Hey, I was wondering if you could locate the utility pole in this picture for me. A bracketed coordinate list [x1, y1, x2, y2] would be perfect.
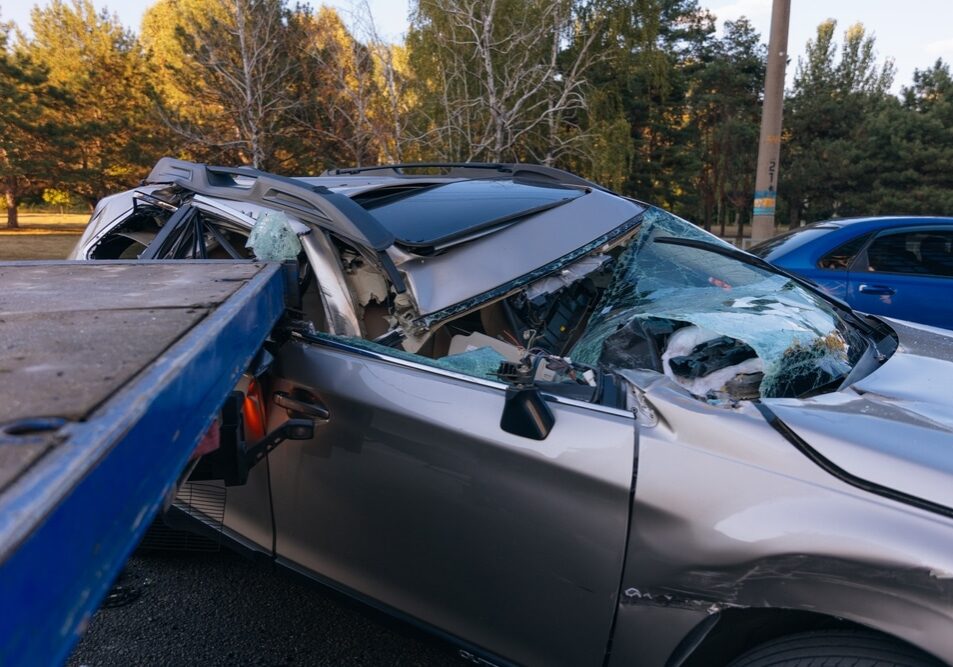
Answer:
[750, 0, 791, 244]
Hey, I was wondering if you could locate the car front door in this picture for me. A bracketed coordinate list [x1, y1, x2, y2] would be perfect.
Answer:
[847, 227, 953, 329]
[794, 231, 875, 300]
[265, 335, 636, 667]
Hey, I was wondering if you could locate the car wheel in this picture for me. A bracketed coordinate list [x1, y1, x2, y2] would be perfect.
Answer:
[727, 630, 943, 667]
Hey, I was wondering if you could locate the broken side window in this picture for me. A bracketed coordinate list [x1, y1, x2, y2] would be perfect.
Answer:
[309, 332, 509, 380]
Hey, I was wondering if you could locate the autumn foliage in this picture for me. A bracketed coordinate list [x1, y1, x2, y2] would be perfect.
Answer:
[2, 0, 953, 232]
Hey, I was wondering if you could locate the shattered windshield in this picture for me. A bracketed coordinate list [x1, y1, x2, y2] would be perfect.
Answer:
[572, 207, 867, 401]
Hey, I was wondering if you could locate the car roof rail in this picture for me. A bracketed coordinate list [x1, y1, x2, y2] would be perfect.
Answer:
[143, 157, 406, 291]
[322, 162, 613, 193]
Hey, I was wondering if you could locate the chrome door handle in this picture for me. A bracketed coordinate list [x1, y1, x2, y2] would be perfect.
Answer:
[273, 391, 330, 420]
[858, 284, 895, 296]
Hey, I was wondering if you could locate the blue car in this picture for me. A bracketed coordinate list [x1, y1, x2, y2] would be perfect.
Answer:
[751, 216, 953, 330]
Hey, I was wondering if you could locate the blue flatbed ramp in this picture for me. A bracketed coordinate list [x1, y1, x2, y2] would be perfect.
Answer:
[0, 261, 289, 666]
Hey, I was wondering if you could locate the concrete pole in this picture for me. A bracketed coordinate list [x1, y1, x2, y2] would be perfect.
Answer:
[750, 0, 791, 244]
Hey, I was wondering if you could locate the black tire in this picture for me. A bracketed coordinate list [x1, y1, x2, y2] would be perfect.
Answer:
[727, 630, 944, 667]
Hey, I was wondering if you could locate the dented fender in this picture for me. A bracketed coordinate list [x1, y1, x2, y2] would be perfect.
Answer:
[607, 382, 953, 665]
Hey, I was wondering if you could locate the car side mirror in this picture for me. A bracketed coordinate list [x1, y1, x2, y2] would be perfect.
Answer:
[500, 386, 555, 440]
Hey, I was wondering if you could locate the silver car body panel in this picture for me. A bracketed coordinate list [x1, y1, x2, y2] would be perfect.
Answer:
[609, 372, 953, 665]
[764, 318, 953, 512]
[69, 182, 642, 339]
[190, 194, 310, 236]
[296, 175, 456, 195]
[300, 232, 362, 336]
[391, 190, 643, 317]
[71, 186, 163, 257]
[212, 326, 953, 666]
[70, 191, 310, 259]
[263, 337, 636, 667]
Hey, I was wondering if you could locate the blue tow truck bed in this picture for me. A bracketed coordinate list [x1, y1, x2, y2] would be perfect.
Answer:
[0, 261, 289, 666]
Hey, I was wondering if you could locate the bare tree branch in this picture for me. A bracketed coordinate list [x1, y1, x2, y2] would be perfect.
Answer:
[413, 0, 604, 164]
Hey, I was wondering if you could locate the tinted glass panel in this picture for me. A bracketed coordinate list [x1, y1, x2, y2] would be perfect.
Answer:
[866, 231, 953, 277]
[364, 179, 584, 246]
[749, 224, 839, 260]
[818, 233, 872, 270]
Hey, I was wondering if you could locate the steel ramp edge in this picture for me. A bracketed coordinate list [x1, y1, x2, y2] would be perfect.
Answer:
[0, 262, 287, 666]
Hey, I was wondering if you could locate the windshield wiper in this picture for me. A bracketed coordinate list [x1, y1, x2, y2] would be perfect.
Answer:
[652, 236, 879, 338]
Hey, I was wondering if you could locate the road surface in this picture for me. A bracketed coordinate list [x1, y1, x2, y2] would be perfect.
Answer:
[68, 548, 461, 666]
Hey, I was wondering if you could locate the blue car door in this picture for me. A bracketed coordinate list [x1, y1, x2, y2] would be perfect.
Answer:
[847, 227, 953, 330]
[792, 233, 872, 300]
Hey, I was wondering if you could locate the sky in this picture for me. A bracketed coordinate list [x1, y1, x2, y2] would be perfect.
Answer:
[3, 0, 951, 93]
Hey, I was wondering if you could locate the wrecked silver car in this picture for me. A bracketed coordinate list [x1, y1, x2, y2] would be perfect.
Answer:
[72, 159, 953, 666]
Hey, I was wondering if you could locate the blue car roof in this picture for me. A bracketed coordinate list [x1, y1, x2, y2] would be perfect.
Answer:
[817, 215, 953, 227]
[752, 216, 953, 263]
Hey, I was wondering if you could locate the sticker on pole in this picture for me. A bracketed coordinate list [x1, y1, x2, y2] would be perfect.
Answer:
[753, 190, 777, 216]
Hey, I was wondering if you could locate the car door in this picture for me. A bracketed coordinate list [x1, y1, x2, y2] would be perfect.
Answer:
[265, 335, 636, 667]
[794, 231, 874, 300]
[847, 227, 953, 329]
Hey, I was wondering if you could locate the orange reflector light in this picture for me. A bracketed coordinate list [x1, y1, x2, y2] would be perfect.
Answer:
[243, 379, 266, 442]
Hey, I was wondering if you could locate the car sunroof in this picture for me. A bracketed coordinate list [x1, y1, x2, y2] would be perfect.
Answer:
[361, 179, 585, 248]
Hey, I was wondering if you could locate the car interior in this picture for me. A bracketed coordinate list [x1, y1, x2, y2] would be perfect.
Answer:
[865, 231, 953, 276]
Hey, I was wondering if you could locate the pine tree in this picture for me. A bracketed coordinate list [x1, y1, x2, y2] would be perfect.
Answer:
[862, 59, 953, 215]
[781, 20, 895, 224]
[584, 0, 716, 212]
[689, 18, 765, 233]
[26, 0, 164, 207]
[0, 23, 67, 228]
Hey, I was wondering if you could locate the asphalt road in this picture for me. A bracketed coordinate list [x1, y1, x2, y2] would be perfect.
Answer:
[67, 548, 461, 666]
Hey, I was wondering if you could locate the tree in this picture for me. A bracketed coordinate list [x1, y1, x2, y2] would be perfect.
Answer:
[0, 22, 66, 227]
[903, 58, 953, 131]
[143, 0, 300, 170]
[291, 3, 419, 169]
[339, 1, 420, 164]
[860, 59, 953, 215]
[584, 0, 717, 213]
[780, 20, 895, 224]
[408, 0, 603, 164]
[295, 7, 380, 167]
[26, 0, 163, 207]
[689, 18, 765, 233]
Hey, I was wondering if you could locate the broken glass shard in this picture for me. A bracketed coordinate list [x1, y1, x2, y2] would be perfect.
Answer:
[572, 207, 865, 400]
[246, 211, 302, 261]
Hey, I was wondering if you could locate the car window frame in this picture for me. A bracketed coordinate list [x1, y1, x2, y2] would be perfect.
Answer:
[850, 225, 953, 278]
[816, 231, 875, 272]
[294, 332, 635, 419]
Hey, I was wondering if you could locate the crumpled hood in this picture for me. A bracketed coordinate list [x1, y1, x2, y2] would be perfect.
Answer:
[763, 317, 953, 513]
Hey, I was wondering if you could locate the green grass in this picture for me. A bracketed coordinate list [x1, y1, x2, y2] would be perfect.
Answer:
[3, 211, 89, 233]
[0, 211, 88, 260]
[0, 234, 81, 260]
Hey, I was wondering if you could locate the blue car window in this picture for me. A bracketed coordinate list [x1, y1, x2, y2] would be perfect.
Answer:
[919, 232, 953, 277]
[817, 233, 872, 270]
[749, 223, 839, 260]
[865, 231, 953, 277]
